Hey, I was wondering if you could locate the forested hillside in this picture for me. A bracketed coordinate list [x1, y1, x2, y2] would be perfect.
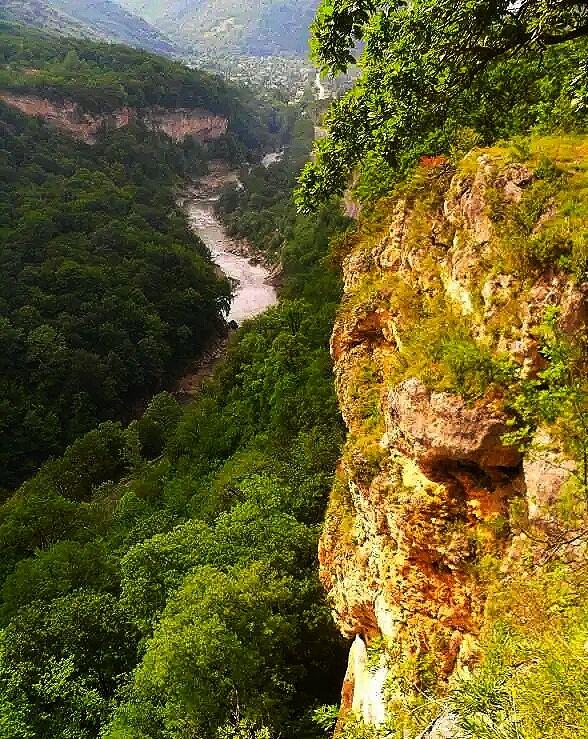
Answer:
[0, 24, 354, 738]
[216, 114, 316, 261]
[0, 23, 272, 146]
[0, 0, 177, 55]
[117, 0, 319, 56]
[3, 3, 588, 739]
[0, 147, 350, 739]
[0, 100, 232, 491]
[0, 25, 282, 491]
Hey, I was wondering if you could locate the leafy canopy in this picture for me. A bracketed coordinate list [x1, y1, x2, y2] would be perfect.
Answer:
[296, 0, 588, 210]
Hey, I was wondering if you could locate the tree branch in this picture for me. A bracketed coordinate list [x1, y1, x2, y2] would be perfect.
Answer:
[541, 23, 588, 45]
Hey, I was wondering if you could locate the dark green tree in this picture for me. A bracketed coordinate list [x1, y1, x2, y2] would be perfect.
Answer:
[296, 0, 588, 210]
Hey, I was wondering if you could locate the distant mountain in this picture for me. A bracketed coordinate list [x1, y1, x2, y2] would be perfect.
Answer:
[0, 0, 178, 54]
[117, 0, 319, 56]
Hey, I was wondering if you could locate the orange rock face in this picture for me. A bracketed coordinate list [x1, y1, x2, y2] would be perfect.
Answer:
[387, 378, 520, 473]
[146, 108, 228, 141]
[321, 151, 585, 728]
[0, 92, 228, 143]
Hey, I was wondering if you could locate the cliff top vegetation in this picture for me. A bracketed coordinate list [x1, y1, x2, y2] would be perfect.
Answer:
[296, 0, 588, 210]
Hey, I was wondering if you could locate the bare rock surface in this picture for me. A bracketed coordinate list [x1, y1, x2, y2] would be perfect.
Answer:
[322, 150, 584, 733]
[0, 91, 228, 143]
[417, 712, 461, 739]
[387, 378, 520, 473]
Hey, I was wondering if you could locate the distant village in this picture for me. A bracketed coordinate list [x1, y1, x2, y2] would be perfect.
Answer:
[185, 52, 313, 99]
[185, 51, 354, 102]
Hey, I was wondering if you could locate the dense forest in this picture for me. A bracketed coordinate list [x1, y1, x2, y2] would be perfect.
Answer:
[0, 98, 235, 491]
[0, 152, 350, 739]
[0, 23, 222, 111]
[0, 25, 297, 491]
[0, 27, 351, 737]
[0, 23, 277, 151]
[215, 114, 316, 261]
[2, 2, 588, 738]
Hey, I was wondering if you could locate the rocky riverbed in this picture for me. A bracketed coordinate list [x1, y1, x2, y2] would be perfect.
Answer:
[175, 163, 278, 398]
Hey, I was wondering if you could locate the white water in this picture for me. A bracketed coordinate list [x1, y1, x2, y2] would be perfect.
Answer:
[261, 150, 284, 168]
[186, 194, 277, 325]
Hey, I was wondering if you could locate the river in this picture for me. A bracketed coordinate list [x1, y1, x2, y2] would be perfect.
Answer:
[174, 168, 278, 399]
[183, 172, 277, 324]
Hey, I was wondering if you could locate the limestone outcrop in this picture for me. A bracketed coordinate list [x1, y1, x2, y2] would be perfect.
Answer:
[321, 142, 587, 733]
[0, 91, 228, 143]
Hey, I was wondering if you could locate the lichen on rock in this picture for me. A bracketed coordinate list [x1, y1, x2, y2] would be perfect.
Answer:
[322, 136, 588, 736]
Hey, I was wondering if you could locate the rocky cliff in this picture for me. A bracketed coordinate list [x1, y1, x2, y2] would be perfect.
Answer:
[0, 91, 228, 143]
[322, 136, 588, 736]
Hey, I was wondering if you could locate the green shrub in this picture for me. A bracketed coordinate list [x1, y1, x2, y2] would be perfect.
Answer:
[451, 566, 588, 739]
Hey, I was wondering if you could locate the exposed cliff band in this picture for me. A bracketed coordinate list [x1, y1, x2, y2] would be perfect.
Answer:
[322, 136, 588, 736]
[0, 91, 228, 142]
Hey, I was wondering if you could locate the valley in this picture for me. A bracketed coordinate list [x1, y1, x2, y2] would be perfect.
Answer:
[0, 4, 587, 739]
[117, 0, 319, 57]
[174, 166, 278, 399]
[185, 183, 277, 325]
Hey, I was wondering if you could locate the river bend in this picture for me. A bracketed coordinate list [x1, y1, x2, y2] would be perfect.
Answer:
[185, 188, 277, 324]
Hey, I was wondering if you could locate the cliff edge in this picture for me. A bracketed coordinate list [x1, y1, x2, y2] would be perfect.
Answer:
[0, 91, 228, 143]
[323, 136, 588, 738]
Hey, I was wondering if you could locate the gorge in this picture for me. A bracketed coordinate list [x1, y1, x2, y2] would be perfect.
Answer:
[183, 169, 278, 325]
[0, 6, 587, 739]
[173, 168, 278, 399]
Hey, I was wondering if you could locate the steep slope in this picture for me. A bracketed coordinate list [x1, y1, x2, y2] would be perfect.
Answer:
[0, 155, 350, 739]
[0, 96, 232, 491]
[0, 23, 273, 152]
[0, 90, 228, 142]
[0, 25, 283, 490]
[0, 0, 177, 54]
[324, 136, 588, 737]
[118, 0, 319, 56]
